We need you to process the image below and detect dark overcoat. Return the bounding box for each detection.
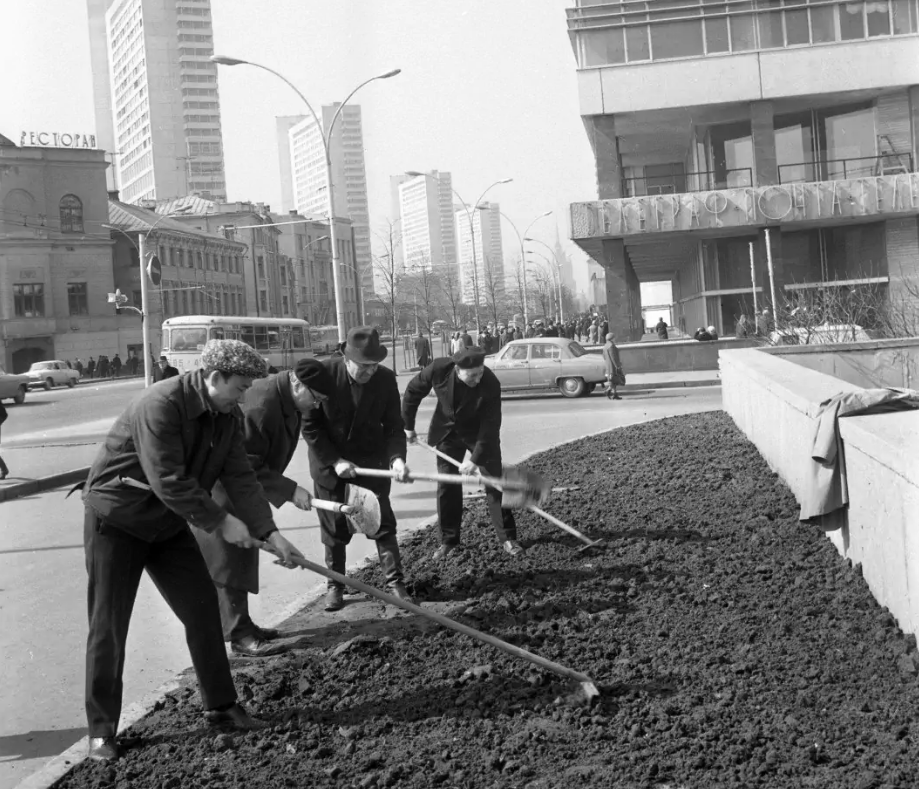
[195,372,302,593]
[402,358,503,465]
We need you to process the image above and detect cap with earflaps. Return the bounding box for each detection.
[199,339,267,379]
[453,345,486,368]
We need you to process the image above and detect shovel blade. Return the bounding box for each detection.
[499,466,552,509]
[343,483,382,537]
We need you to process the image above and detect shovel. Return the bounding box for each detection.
[257,540,600,706]
[413,444,603,553]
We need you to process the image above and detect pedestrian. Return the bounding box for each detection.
[194,358,332,657]
[300,327,414,612]
[588,321,599,345]
[525,323,535,339]
[127,354,139,376]
[98,355,109,378]
[600,318,609,338]
[414,331,431,368]
[156,355,180,380]
[602,332,625,401]
[111,354,122,378]
[461,329,473,349]
[87,357,96,379]
[706,325,719,340]
[79,339,305,762]
[656,318,669,340]
[402,345,524,558]
[0,400,9,480]
[735,314,749,337]
[75,358,84,377]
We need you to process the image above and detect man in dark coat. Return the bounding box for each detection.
[656,318,669,340]
[195,358,332,657]
[301,327,412,612]
[111,354,122,378]
[80,339,304,762]
[402,346,523,559]
[414,331,431,368]
[156,355,180,381]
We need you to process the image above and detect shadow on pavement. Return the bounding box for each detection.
[0,727,85,762]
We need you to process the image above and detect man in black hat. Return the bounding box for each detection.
[156,354,179,381]
[80,339,305,762]
[402,345,524,559]
[195,358,333,657]
[301,327,413,611]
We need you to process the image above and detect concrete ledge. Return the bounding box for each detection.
[586,336,760,373]
[0,468,90,504]
[720,343,919,642]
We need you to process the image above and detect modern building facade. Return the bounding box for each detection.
[566,0,919,340]
[456,202,504,306]
[87,0,228,203]
[284,105,373,299]
[395,170,458,273]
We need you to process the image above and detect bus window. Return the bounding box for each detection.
[291,327,305,349]
[268,327,281,349]
[253,326,269,351]
[210,327,225,340]
[172,328,207,351]
[240,325,255,347]
[161,329,170,350]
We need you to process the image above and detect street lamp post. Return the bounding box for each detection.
[526,237,565,324]
[212,55,400,342]
[406,171,511,336]
[527,251,563,323]
[498,209,552,329]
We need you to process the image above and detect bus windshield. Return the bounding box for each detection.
[170,327,208,351]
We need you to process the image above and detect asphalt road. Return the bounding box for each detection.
[0,378,723,789]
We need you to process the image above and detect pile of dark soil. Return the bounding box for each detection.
[55,412,919,789]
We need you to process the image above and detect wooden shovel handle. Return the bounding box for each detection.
[352,466,483,487]
[310,499,354,515]
[257,542,595,686]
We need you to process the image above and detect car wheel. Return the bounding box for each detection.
[45,377,54,391]
[13,385,27,404]
[67,378,75,388]
[559,377,586,398]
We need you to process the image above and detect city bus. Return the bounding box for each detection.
[161,315,313,373]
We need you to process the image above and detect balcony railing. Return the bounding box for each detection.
[622,168,753,197]
[778,153,914,183]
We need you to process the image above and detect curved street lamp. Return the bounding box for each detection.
[213,55,401,341]
[498,209,552,328]
[526,236,566,324]
[405,171,512,335]
[527,249,564,323]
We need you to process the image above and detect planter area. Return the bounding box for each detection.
[54,412,919,789]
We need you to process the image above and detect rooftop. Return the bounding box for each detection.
[107,200,246,247]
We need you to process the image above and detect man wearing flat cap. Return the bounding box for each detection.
[301,326,413,611]
[80,339,305,762]
[195,358,333,657]
[402,345,524,559]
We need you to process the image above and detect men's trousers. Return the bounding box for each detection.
[215,582,258,642]
[435,440,516,547]
[84,507,236,737]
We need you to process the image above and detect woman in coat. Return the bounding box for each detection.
[602,332,625,401]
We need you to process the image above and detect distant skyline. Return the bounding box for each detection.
[3,1,606,296]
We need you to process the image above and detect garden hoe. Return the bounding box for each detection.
[257,539,600,706]
[413,442,604,553]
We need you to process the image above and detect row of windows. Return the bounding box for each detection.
[120,152,153,183]
[157,244,242,273]
[177,5,211,15]
[182,87,218,97]
[12,282,88,317]
[184,114,220,123]
[162,283,245,319]
[180,60,216,69]
[178,33,212,42]
[184,74,217,83]
[178,19,211,28]
[187,141,222,155]
[179,46,214,56]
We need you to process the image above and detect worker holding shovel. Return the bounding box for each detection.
[402,345,524,560]
[80,340,305,762]
[194,358,333,658]
[301,327,414,612]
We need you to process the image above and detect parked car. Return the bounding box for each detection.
[26,360,81,390]
[484,338,607,397]
[0,366,30,404]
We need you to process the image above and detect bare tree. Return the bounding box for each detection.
[481,253,508,328]
[403,255,441,352]
[372,220,403,369]
[435,259,467,330]
[530,263,555,322]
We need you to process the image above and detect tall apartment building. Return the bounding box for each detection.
[86,0,228,203]
[566,0,919,341]
[394,171,458,273]
[456,202,504,306]
[283,105,373,298]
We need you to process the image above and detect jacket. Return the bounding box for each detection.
[195,372,302,591]
[402,358,503,465]
[82,369,275,542]
[301,357,406,486]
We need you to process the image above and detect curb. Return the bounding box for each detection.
[620,378,720,391]
[0,468,90,504]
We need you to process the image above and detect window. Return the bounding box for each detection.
[60,195,84,233]
[504,345,528,361]
[68,282,88,315]
[14,283,44,317]
[530,344,560,360]
[282,295,289,314]
[172,327,207,350]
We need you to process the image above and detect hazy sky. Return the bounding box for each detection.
[2,0,607,292]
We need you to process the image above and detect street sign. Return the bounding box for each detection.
[147,254,162,286]
[107,289,129,305]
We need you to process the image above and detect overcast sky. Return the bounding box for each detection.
[2,1,615,294]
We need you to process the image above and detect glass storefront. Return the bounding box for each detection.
[572,0,919,67]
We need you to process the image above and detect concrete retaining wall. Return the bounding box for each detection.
[587,336,759,372]
[720,343,919,639]
[775,339,919,390]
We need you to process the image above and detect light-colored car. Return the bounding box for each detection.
[27,360,81,390]
[484,338,608,398]
[0,366,30,404]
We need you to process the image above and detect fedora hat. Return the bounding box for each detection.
[344,326,388,364]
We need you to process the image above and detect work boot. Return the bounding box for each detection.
[503,540,526,557]
[230,634,290,657]
[376,534,412,601]
[431,544,457,561]
[324,543,347,612]
[204,703,268,731]
[388,582,415,605]
[88,736,119,762]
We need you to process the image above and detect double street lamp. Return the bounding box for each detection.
[498,209,552,328]
[212,55,401,341]
[405,171,511,335]
[526,249,564,324]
